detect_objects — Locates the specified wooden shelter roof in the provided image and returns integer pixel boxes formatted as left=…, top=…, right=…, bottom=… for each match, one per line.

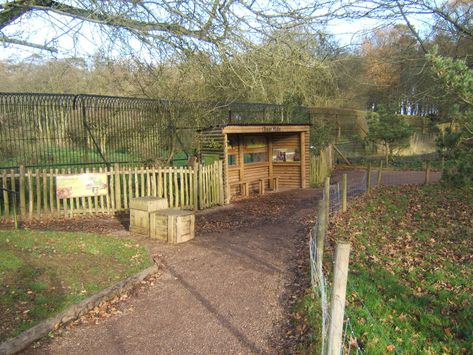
left=199, top=123, right=311, bottom=134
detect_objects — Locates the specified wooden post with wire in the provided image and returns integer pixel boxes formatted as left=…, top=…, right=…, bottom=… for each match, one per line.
left=377, top=160, right=383, bottom=187
left=315, top=199, right=326, bottom=281
left=342, top=174, right=347, bottom=212
left=366, top=162, right=372, bottom=191
left=324, top=176, right=330, bottom=226
left=424, top=162, right=431, bottom=185
left=327, top=241, right=351, bottom=355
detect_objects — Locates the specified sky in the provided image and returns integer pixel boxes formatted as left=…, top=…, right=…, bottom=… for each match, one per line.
left=0, top=19, right=380, bottom=61
left=0, top=1, right=433, bottom=62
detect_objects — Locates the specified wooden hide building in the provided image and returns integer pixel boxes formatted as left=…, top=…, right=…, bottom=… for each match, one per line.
left=199, top=124, right=311, bottom=202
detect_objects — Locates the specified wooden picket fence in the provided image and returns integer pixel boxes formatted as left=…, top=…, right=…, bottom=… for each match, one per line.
left=310, top=145, right=334, bottom=186
left=0, top=160, right=224, bottom=222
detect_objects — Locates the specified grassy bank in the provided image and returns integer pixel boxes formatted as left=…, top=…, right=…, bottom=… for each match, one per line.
left=0, top=230, right=152, bottom=342
left=347, top=154, right=445, bottom=171
left=329, top=184, right=473, bottom=353
left=296, top=184, right=472, bottom=354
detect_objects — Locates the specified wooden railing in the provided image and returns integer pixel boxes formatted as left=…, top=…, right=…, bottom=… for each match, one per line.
left=0, top=161, right=224, bottom=221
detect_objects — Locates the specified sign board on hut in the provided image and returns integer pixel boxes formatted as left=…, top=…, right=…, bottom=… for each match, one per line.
left=56, top=173, right=108, bottom=199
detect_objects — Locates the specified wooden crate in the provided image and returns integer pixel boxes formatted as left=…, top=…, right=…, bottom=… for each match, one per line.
left=129, top=197, right=168, bottom=236
left=150, top=209, right=195, bottom=244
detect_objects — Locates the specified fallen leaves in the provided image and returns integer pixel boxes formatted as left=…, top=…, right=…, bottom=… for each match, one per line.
left=327, top=184, right=473, bottom=353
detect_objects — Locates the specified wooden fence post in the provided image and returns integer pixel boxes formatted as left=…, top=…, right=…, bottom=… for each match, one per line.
left=2, top=170, right=9, bottom=220
left=324, top=176, right=330, bottom=220
left=424, top=162, right=431, bottom=185
left=27, top=169, right=33, bottom=219
left=366, top=162, right=372, bottom=191
left=218, top=160, right=225, bottom=205
left=327, top=242, right=351, bottom=355
left=108, top=166, right=115, bottom=213
left=11, top=169, right=18, bottom=226
left=342, top=174, right=347, bottom=213
left=315, top=199, right=326, bottom=280
left=377, top=160, right=383, bottom=187
left=199, top=163, right=204, bottom=210
left=19, top=165, right=26, bottom=218
left=193, top=162, right=199, bottom=211
left=13, top=192, right=18, bottom=229
left=114, top=163, right=121, bottom=211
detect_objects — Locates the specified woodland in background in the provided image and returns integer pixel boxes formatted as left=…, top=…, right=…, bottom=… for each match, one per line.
left=1, top=20, right=470, bottom=117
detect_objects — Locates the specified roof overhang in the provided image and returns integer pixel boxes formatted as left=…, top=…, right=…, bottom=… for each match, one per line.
left=222, top=123, right=311, bottom=134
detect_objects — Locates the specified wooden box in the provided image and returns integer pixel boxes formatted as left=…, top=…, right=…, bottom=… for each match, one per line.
left=129, top=197, right=168, bottom=236
left=150, top=209, right=195, bottom=244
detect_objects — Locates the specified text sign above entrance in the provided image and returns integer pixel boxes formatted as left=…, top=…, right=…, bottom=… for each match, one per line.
left=261, top=126, right=281, bottom=132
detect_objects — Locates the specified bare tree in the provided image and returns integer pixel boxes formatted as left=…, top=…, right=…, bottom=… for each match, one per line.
left=0, top=0, right=330, bottom=58
left=324, top=0, right=472, bottom=47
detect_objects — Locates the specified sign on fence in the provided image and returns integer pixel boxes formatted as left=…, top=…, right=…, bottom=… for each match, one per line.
left=1, top=162, right=223, bottom=221
left=56, top=173, right=108, bottom=199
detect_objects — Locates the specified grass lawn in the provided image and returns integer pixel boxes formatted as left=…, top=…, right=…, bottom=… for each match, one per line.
left=0, top=230, right=152, bottom=342
left=329, top=184, right=473, bottom=354
left=346, top=153, right=447, bottom=171
left=295, top=184, right=472, bottom=354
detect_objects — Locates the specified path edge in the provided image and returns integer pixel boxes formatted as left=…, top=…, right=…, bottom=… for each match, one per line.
left=0, top=264, right=159, bottom=355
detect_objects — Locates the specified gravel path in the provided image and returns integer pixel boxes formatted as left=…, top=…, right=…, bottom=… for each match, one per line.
left=23, top=169, right=440, bottom=355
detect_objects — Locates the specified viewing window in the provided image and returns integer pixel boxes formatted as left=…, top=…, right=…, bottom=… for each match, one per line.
left=272, top=148, right=300, bottom=162
left=244, top=152, right=268, bottom=164
left=228, top=154, right=237, bottom=166
left=243, top=135, right=266, bottom=149
left=241, top=135, right=267, bottom=164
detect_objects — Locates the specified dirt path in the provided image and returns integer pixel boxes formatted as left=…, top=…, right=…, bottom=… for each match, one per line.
left=23, top=169, right=440, bottom=355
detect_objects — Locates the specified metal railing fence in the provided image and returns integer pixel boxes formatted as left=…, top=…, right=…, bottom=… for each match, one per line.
left=0, top=92, right=350, bottom=170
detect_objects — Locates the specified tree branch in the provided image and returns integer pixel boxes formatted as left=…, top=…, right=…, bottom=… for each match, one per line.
left=395, top=0, right=427, bottom=53
left=0, top=33, right=57, bottom=51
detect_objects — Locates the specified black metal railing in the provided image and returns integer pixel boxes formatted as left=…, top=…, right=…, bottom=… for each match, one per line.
left=0, top=93, right=314, bottom=169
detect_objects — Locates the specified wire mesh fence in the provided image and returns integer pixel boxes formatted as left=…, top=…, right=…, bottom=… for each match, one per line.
left=0, top=93, right=319, bottom=170
left=0, top=92, right=370, bottom=170
left=309, top=174, right=367, bottom=355
left=309, top=160, right=441, bottom=354
left=0, top=93, right=173, bottom=169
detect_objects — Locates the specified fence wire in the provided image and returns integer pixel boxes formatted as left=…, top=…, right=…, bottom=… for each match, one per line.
left=0, top=93, right=317, bottom=169
left=309, top=163, right=438, bottom=354
left=310, top=172, right=368, bottom=354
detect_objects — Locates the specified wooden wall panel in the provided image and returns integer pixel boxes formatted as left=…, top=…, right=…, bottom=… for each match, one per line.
left=273, top=164, right=301, bottom=189
left=304, top=131, right=310, bottom=187
left=272, top=133, right=300, bottom=150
